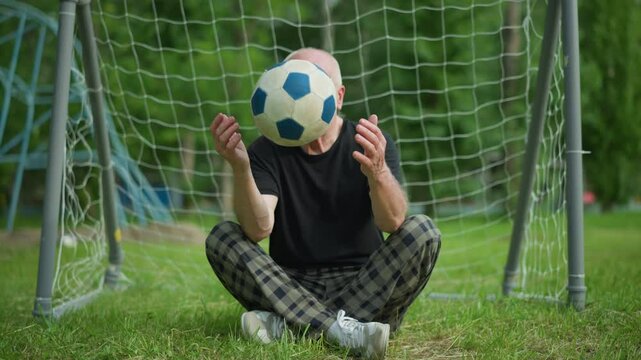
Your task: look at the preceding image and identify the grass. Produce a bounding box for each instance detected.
[1,212,640,359]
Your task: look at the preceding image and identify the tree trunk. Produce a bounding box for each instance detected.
[502,2,522,105]
[179,132,195,208]
[322,0,336,52]
[222,161,234,220]
[501,1,523,215]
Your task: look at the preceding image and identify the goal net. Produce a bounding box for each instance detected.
[45,0,568,312]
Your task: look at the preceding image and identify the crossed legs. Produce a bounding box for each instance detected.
[205,215,441,333]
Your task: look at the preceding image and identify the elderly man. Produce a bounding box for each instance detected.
[206,48,441,359]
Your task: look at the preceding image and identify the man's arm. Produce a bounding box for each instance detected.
[211,113,277,242]
[352,115,408,233]
[367,166,407,233]
[232,165,278,242]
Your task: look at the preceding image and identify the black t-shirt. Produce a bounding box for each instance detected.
[247,119,403,268]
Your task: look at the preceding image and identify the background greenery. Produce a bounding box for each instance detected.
[1,0,640,221]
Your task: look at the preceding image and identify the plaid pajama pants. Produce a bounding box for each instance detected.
[205,214,441,333]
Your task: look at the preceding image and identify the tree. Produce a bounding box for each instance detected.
[579,0,641,210]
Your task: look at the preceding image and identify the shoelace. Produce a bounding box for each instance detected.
[254,311,285,339]
[335,310,364,348]
[268,314,285,337]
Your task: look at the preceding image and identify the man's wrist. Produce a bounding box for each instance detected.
[231,161,251,176]
[367,166,392,186]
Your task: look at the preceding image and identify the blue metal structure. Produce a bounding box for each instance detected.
[0,0,170,231]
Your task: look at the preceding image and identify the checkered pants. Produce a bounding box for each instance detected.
[205,214,441,333]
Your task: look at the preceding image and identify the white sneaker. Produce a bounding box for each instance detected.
[241,310,286,344]
[327,310,390,359]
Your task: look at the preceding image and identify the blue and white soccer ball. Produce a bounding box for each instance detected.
[251,59,337,146]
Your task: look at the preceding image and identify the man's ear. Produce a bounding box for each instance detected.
[336,85,346,111]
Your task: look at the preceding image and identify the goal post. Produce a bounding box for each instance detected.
[33,0,77,318]
[502,0,586,310]
[560,0,587,311]
[24,0,587,317]
[33,0,123,318]
[503,0,562,301]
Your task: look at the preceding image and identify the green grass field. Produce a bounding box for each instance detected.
[1,212,640,359]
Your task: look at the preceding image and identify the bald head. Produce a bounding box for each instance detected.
[286,48,342,89]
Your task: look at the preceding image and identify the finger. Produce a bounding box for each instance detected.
[219,122,239,144]
[226,132,242,150]
[359,118,385,144]
[352,151,373,168]
[368,113,378,126]
[211,113,226,135]
[216,116,235,136]
[359,117,383,138]
[356,122,385,155]
[356,123,379,148]
[355,133,377,156]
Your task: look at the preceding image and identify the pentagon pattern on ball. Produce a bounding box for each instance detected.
[251,88,267,116]
[251,59,337,146]
[276,118,305,140]
[282,72,310,100]
[321,95,336,124]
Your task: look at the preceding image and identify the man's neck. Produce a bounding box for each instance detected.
[301,116,344,155]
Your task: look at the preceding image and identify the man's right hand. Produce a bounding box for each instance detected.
[211,113,249,172]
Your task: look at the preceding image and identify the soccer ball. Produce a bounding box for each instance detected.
[250,59,337,146]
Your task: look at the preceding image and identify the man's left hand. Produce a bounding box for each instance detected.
[352,114,390,180]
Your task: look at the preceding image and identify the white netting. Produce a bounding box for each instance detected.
[50,0,567,309]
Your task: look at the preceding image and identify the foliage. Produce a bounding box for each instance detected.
[1,0,532,218]
[579,0,641,210]
[1,0,640,219]
[85,0,542,214]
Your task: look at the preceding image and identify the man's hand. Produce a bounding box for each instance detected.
[211,113,276,241]
[211,113,249,172]
[353,114,407,233]
[352,114,390,180]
